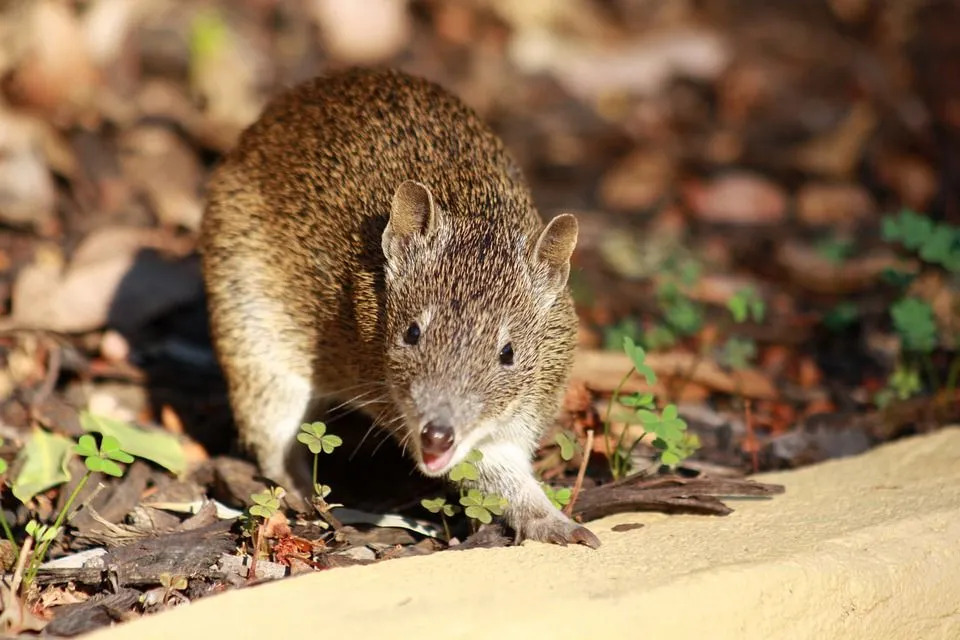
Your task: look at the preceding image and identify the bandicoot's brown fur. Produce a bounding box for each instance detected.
[200,68,598,547]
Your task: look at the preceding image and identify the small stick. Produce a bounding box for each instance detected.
[565,429,595,517]
[247,525,262,582]
[10,536,33,596]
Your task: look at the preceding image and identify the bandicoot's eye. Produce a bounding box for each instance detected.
[404,322,421,345]
[499,342,514,366]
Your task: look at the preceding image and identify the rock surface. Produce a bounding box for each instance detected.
[88,427,960,640]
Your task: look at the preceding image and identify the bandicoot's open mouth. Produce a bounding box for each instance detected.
[421,447,456,473]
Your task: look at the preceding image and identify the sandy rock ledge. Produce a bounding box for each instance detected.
[90,427,960,640]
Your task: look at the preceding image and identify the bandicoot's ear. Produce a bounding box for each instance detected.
[383,180,436,263]
[532,213,578,297]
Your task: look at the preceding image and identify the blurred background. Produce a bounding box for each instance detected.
[1,0,959,476]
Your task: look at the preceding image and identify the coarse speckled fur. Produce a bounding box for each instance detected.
[200,68,598,547]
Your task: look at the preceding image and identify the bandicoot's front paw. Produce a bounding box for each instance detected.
[517,512,601,549]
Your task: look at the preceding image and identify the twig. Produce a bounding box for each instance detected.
[247,525,262,582]
[565,429,594,517]
[10,537,33,597]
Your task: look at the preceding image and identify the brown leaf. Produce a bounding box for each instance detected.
[795,182,876,228]
[573,348,778,400]
[5,0,99,122]
[7,227,201,334]
[684,172,787,225]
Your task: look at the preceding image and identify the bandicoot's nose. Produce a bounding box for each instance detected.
[421,422,455,454]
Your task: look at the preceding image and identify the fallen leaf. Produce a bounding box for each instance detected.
[7,226,202,334]
[5,0,99,123]
[795,182,876,228]
[792,102,877,178]
[12,428,74,503]
[311,0,411,64]
[80,411,187,476]
[684,172,787,225]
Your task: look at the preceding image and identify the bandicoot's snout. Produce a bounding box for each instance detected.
[420,421,456,472]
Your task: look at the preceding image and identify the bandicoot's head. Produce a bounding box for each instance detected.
[381,180,578,476]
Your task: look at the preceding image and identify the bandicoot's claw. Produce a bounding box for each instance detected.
[520,514,602,549]
[570,525,601,549]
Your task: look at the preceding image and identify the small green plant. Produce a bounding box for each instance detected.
[421,449,508,537]
[727,287,766,324]
[875,209,960,404]
[541,483,572,510]
[603,337,697,479]
[882,209,960,272]
[420,497,460,540]
[296,422,342,501]
[245,486,285,578]
[23,434,134,589]
[874,364,923,408]
[890,297,937,353]
[248,487,284,520]
[720,336,757,371]
[459,489,507,524]
[448,450,482,483]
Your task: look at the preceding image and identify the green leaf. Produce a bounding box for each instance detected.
[12,428,74,503]
[300,422,327,438]
[74,434,99,458]
[643,324,676,350]
[660,450,680,466]
[553,488,572,507]
[460,489,483,506]
[251,491,279,509]
[890,298,937,353]
[80,412,185,475]
[249,505,272,519]
[555,432,576,461]
[883,210,933,250]
[320,434,343,454]
[727,287,766,324]
[40,525,61,543]
[664,296,703,336]
[449,460,478,483]
[889,365,922,400]
[918,226,956,266]
[441,504,459,517]
[465,450,483,464]
[101,460,125,477]
[297,432,323,455]
[661,404,678,421]
[25,520,39,537]
[100,435,134,463]
[481,494,507,515]
[620,393,655,408]
[636,409,659,427]
[720,336,757,370]
[0,458,7,475]
[623,336,656,385]
[84,456,105,473]
[421,497,446,514]
[464,505,492,524]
